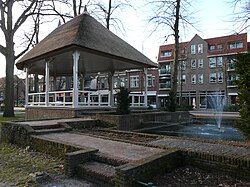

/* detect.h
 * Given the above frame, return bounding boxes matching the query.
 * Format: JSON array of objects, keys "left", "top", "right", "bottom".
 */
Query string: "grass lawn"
[{"left": 0, "top": 113, "right": 64, "bottom": 186}]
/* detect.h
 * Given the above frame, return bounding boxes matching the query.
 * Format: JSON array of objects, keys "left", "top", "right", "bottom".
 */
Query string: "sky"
[{"left": 0, "top": 0, "right": 248, "bottom": 78}]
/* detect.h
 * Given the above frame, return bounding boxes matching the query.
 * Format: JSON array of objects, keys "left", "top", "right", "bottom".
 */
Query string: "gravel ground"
[{"left": 153, "top": 166, "right": 250, "bottom": 187}]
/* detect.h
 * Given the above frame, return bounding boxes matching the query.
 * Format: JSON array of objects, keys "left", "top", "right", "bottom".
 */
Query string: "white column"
[
  {"left": 45, "top": 60, "right": 50, "bottom": 106},
  {"left": 144, "top": 68, "right": 148, "bottom": 107},
  {"left": 72, "top": 51, "right": 80, "bottom": 108},
  {"left": 25, "top": 67, "right": 29, "bottom": 106},
  {"left": 109, "top": 72, "right": 114, "bottom": 107}
]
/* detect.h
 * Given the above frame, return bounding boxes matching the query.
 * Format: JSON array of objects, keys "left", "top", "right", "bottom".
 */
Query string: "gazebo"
[{"left": 16, "top": 11, "right": 157, "bottom": 120}]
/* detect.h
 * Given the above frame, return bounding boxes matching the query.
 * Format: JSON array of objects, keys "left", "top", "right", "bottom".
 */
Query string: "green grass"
[
  {"left": 0, "top": 113, "right": 64, "bottom": 186},
  {"left": 0, "top": 114, "right": 25, "bottom": 122},
  {"left": 0, "top": 143, "right": 63, "bottom": 186}
]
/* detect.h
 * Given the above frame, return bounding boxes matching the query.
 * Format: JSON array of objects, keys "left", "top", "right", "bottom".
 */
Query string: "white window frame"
[
  {"left": 209, "top": 72, "right": 217, "bottom": 83},
  {"left": 191, "top": 45, "right": 196, "bottom": 54},
  {"left": 160, "top": 50, "right": 172, "bottom": 57},
  {"left": 147, "top": 75, "right": 155, "bottom": 87},
  {"left": 209, "top": 57, "right": 216, "bottom": 68},
  {"left": 191, "top": 59, "right": 196, "bottom": 69},
  {"left": 198, "top": 74, "right": 204, "bottom": 84},
  {"left": 181, "top": 74, "right": 186, "bottom": 84},
  {"left": 130, "top": 76, "right": 139, "bottom": 88},
  {"left": 179, "top": 61, "right": 186, "bottom": 70},
  {"left": 198, "top": 44, "right": 203, "bottom": 54},
  {"left": 218, "top": 72, "right": 223, "bottom": 83},
  {"left": 217, "top": 57, "right": 223, "bottom": 67},
  {"left": 198, "top": 59, "right": 203, "bottom": 68},
  {"left": 191, "top": 74, "right": 196, "bottom": 84},
  {"left": 209, "top": 45, "right": 215, "bottom": 51}
]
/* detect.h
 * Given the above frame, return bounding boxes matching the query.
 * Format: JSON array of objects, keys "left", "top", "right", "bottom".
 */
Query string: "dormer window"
[
  {"left": 160, "top": 50, "right": 172, "bottom": 57},
  {"left": 228, "top": 40, "right": 243, "bottom": 49},
  {"left": 209, "top": 44, "right": 215, "bottom": 51}
]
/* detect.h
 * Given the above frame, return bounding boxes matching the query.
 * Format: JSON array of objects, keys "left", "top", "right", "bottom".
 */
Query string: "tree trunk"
[
  {"left": 106, "top": 0, "right": 112, "bottom": 29},
  {"left": 3, "top": 42, "right": 15, "bottom": 117},
  {"left": 170, "top": 0, "right": 180, "bottom": 112}
]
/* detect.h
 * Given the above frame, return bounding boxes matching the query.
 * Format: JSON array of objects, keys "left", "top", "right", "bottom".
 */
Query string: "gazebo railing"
[
  {"left": 27, "top": 90, "right": 147, "bottom": 107},
  {"left": 27, "top": 90, "right": 111, "bottom": 107}
]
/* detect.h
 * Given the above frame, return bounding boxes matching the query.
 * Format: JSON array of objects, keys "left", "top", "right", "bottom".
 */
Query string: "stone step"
[
  {"left": 34, "top": 128, "right": 68, "bottom": 135},
  {"left": 30, "top": 123, "right": 61, "bottom": 130},
  {"left": 77, "top": 161, "right": 116, "bottom": 187},
  {"left": 92, "top": 152, "right": 128, "bottom": 166}
]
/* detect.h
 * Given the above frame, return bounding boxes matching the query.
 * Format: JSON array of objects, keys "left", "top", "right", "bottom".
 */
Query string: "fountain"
[{"left": 207, "top": 91, "right": 226, "bottom": 129}]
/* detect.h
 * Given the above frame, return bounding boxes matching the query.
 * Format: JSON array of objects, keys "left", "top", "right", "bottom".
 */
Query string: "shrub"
[{"left": 116, "top": 87, "right": 130, "bottom": 115}]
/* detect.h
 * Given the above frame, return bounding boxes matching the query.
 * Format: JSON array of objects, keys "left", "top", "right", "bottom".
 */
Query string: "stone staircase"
[
  {"left": 77, "top": 152, "right": 129, "bottom": 187},
  {"left": 29, "top": 122, "right": 72, "bottom": 135}
]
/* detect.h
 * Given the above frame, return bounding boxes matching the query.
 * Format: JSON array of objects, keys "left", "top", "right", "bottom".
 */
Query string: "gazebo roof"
[{"left": 16, "top": 13, "right": 157, "bottom": 75}]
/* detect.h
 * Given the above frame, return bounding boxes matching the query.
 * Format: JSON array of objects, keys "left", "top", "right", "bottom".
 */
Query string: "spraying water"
[{"left": 207, "top": 91, "right": 226, "bottom": 129}]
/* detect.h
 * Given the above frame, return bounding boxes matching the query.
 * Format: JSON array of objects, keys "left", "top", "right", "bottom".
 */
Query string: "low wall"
[
  {"left": 96, "top": 111, "right": 190, "bottom": 130},
  {"left": 184, "top": 151, "right": 250, "bottom": 180},
  {"left": 25, "top": 107, "right": 77, "bottom": 120},
  {"left": 115, "top": 150, "right": 183, "bottom": 186}
]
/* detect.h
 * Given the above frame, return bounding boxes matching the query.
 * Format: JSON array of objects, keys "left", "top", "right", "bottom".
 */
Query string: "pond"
[{"left": 139, "top": 121, "right": 245, "bottom": 141}]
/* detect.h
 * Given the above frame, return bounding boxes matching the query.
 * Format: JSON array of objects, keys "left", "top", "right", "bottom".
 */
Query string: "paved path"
[
  {"left": 19, "top": 118, "right": 93, "bottom": 127},
  {"left": 149, "top": 138, "right": 250, "bottom": 158},
  {"left": 34, "top": 132, "right": 164, "bottom": 161}
]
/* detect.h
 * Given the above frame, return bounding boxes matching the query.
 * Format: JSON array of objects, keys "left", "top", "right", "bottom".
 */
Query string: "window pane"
[
  {"left": 160, "top": 50, "right": 172, "bottom": 57},
  {"left": 209, "top": 73, "right": 216, "bottom": 83},
  {"left": 191, "top": 59, "right": 196, "bottom": 69},
  {"left": 191, "top": 45, "right": 196, "bottom": 54},
  {"left": 218, "top": 72, "right": 223, "bottom": 83},
  {"left": 209, "top": 57, "right": 216, "bottom": 68},
  {"left": 198, "top": 44, "right": 203, "bottom": 53},
  {"left": 217, "top": 57, "right": 223, "bottom": 67},
  {"left": 191, "top": 74, "right": 196, "bottom": 84},
  {"left": 198, "top": 74, "right": 203, "bottom": 84},
  {"left": 198, "top": 59, "right": 203, "bottom": 68}
]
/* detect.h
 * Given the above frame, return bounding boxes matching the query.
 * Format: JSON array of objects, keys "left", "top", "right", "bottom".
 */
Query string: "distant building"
[
  {"left": 0, "top": 76, "right": 26, "bottom": 106},
  {"left": 157, "top": 33, "right": 248, "bottom": 109}
]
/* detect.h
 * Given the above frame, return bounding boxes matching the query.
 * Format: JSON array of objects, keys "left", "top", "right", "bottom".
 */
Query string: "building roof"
[
  {"left": 16, "top": 13, "right": 157, "bottom": 75},
  {"left": 158, "top": 33, "right": 248, "bottom": 61}
]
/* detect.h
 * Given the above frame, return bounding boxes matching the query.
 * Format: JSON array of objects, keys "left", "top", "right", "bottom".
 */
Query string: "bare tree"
[
  {"left": 230, "top": 0, "right": 250, "bottom": 32},
  {"left": 0, "top": 0, "right": 43, "bottom": 117},
  {"left": 148, "top": 0, "right": 194, "bottom": 111},
  {"left": 91, "top": 0, "right": 133, "bottom": 32}
]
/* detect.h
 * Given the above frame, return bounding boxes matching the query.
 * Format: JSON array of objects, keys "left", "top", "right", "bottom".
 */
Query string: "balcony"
[
  {"left": 159, "top": 69, "right": 171, "bottom": 75},
  {"left": 159, "top": 83, "right": 171, "bottom": 90},
  {"left": 227, "top": 80, "right": 237, "bottom": 88},
  {"left": 227, "top": 64, "right": 235, "bottom": 71}
]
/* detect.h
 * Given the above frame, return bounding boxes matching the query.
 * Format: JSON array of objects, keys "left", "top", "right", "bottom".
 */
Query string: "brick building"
[{"left": 157, "top": 33, "right": 248, "bottom": 109}]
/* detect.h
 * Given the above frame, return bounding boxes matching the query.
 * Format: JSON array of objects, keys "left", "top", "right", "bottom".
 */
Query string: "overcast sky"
[{"left": 0, "top": 0, "right": 248, "bottom": 78}]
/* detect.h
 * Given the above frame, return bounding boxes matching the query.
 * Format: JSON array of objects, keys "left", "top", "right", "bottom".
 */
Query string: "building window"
[
  {"left": 198, "top": 59, "right": 203, "bottom": 68},
  {"left": 218, "top": 44, "right": 223, "bottom": 50},
  {"left": 227, "top": 58, "right": 236, "bottom": 70},
  {"left": 228, "top": 40, "right": 243, "bottom": 49},
  {"left": 198, "top": 74, "right": 204, "bottom": 84},
  {"left": 160, "top": 50, "right": 172, "bottom": 57},
  {"left": 209, "top": 44, "right": 215, "bottom": 51},
  {"left": 191, "top": 45, "right": 196, "bottom": 54},
  {"left": 181, "top": 74, "right": 186, "bottom": 84},
  {"left": 159, "top": 79, "right": 171, "bottom": 89},
  {"left": 147, "top": 75, "right": 155, "bottom": 87},
  {"left": 130, "top": 76, "right": 139, "bottom": 88},
  {"left": 191, "top": 74, "right": 196, "bottom": 84},
  {"left": 198, "top": 44, "right": 203, "bottom": 54},
  {"left": 218, "top": 72, "right": 223, "bottom": 83},
  {"left": 209, "top": 72, "right": 216, "bottom": 83},
  {"left": 159, "top": 64, "right": 171, "bottom": 74},
  {"left": 179, "top": 61, "right": 186, "bottom": 70},
  {"left": 217, "top": 57, "right": 223, "bottom": 67},
  {"left": 179, "top": 74, "right": 186, "bottom": 85},
  {"left": 209, "top": 57, "right": 216, "bottom": 68},
  {"left": 191, "top": 59, "right": 196, "bottom": 69}
]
